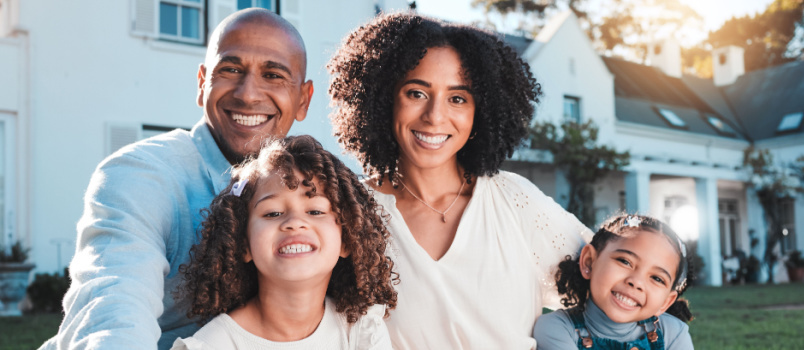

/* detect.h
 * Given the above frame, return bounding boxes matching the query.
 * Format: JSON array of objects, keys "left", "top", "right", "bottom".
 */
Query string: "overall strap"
[
  {"left": 567, "top": 309, "right": 595, "bottom": 349},
  {"left": 638, "top": 316, "right": 666, "bottom": 350}
]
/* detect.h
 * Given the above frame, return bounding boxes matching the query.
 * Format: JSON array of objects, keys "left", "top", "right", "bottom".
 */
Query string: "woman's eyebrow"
[{"left": 399, "top": 79, "right": 430, "bottom": 87}]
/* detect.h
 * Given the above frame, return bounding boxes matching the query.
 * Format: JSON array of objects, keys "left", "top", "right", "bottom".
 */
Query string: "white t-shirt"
[
  {"left": 373, "top": 171, "right": 592, "bottom": 350},
  {"left": 171, "top": 298, "right": 390, "bottom": 350}
]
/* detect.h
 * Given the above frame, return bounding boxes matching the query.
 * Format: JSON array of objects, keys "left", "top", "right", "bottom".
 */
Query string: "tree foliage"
[
  {"left": 530, "top": 120, "right": 630, "bottom": 227},
  {"left": 743, "top": 147, "right": 804, "bottom": 283}
]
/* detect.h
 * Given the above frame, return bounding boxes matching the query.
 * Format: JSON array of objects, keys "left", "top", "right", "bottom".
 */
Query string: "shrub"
[{"left": 26, "top": 268, "right": 70, "bottom": 313}]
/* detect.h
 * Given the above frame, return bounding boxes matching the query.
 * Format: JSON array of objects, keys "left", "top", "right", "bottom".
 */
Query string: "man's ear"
[
  {"left": 197, "top": 64, "right": 207, "bottom": 107},
  {"left": 295, "top": 80, "right": 314, "bottom": 122},
  {"left": 579, "top": 245, "right": 597, "bottom": 280},
  {"left": 656, "top": 291, "right": 679, "bottom": 317}
]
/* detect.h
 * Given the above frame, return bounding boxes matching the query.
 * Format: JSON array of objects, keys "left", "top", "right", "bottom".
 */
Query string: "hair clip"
[
  {"left": 624, "top": 215, "right": 642, "bottom": 228},
  {"left": 677, "top": 238, "right": 687, "bottom": 258},
  {"left": 230, "top": 178, "right": 248, "bottom": 197}
]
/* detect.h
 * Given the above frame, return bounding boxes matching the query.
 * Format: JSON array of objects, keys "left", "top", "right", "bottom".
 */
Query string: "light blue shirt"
[
  {"left": 533, "top": 300, "right": 694, "bottom": 349},
  {"left": 41, "top": 120, "right": 232, "bottom": 350}
]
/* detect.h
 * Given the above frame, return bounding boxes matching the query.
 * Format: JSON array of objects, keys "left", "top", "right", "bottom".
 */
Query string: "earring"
[
  {"left": 584, "top": 269, "right": 589, "bottom": 274},
  {"left": 469, "top": 131, "right": 476, "bottom": 140}
]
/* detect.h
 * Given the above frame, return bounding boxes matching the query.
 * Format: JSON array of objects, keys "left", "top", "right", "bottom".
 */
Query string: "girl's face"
[
  {"left": 392, "top": 46, "right": 475, "bottom": 171},
  {"left": 245, "top": 170, "right": 348, "bottom": 288},
  {"left": 580, "top": 230, "right": 679, "bottom": 323}
]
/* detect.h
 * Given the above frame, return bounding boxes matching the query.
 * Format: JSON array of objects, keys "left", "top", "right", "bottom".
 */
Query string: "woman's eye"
[
  {"left": 407, "top": 90, "right": 426, "bottom": 99},
  {"left": 450, "top": 96, "right": 467, "bottom": 104}
]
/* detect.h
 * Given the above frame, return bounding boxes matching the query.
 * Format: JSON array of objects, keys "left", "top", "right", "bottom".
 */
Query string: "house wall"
[{"left": 8, "top": 0, "right": 409, "bottom": 273}]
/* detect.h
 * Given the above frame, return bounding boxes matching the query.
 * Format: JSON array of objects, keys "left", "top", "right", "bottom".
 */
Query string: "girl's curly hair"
[
  {"left": 177, "top": 135, "right": 397, "bottom": 324},
  {"left": 555, "top": 214, "right": 694, "bottom": 322},
  {"left": 328, "top": 12, "right": 541, "bottom": 184}
]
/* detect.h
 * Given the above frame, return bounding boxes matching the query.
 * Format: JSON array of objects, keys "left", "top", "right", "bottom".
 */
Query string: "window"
[
  {"left": 563, "top": 96, "right": 580, "bottom": 122},
  {"left": 777, "top": 112, "right": 803, "bottom": 132},
  {"left": 655, "top": 108, "right": 686, "bottom": 128},
  {"left": 238, "top": 0, "right": 278, "bottom": 11},
  {"left": 705, "top": 114, "right": 736, "bottom": 136},
  {"left": 159, "top": 0, "right": 204, "bottom": 44}
]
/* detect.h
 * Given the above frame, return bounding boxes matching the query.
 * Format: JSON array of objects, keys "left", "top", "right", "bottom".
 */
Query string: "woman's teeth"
[
  {"left": 413, "top": 131, "right": 448, "bottom": 145},
  {"left": 279, "top": 244, "right": 313, "bottom": 254},
  {"left": 233, "top": 113, "right": 268, "bottom": 126}
]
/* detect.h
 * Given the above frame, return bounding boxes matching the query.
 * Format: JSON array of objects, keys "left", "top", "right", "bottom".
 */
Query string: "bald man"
[{"left": 40, "top": 9, "right": 313, "bottom": 350}]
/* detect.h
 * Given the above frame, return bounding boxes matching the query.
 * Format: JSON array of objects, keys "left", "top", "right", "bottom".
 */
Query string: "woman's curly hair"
[
  {"left": 177, "top": 135, "right": 397, "bottom": 324},
  {"left": 328, "top": 12, "right": 541, "bottom": 183},
  {"left": 555, "top": 214, "right": 694, "bottom": 322}
]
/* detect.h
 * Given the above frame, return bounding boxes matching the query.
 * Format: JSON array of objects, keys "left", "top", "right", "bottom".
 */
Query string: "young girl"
[
  {"left": 171, "top": 135, "right": 397, "bottom": 350},
  {"left": 533, "top": 214, "right": 694, "bottom": 349}
]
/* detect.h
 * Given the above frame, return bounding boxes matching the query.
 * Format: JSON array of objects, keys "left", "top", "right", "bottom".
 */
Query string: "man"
[{"left": 41, "top": 9, "right": 313, "bottom": 350}]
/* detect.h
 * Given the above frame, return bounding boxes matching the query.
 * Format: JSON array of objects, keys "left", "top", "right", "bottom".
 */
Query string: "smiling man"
[{"left": 40, "top": 9, "right": 312, "bottom": 350}]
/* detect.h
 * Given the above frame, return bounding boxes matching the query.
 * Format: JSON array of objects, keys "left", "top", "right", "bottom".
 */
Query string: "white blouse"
[
  {"left": 171, "top": 298, "right": 390, "bottom": 350},
  {"left": 372, "top": 171, "right": 593, "bottom": 350}
]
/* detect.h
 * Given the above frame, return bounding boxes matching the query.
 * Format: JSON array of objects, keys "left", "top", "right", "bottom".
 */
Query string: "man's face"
[{"left": 198, "top": 21, "right": 313, "bottom": 164}]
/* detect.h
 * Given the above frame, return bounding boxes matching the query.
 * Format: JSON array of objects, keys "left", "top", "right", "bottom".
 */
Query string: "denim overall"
[{"left": 568, "top": 310, "right": 665, "bottom": 350}]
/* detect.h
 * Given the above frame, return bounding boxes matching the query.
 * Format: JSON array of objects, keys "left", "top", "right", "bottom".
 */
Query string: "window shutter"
[
  {"left": 106, "top": 123, "right": 142, "bottom": 156},
  {"left": 210, "top": 0, "right": 238, "bottom": 31},
  {"left": 281, "top": 0, "right": 301, "bottom": 31},
  {"left": 131, "top": 0, "right": 158, "bottom": 38}
]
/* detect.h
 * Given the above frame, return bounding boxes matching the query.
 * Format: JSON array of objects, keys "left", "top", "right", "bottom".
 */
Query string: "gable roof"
[
  {"left": 721, "top": 60, "right": 804, "bottom": 141},
  {"left": 602, "top": 56, "right": 748, "bottom": 140}
]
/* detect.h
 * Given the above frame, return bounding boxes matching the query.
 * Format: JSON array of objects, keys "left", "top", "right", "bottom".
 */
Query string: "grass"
[
  {"left": 685, "top": 283, "right": 804, "bottom": 349},
  {"left": 1, "top": 283, "right": 803, "bottom": 349},
  {"left": 0, "top": 313, "right": 61, "bottom": 350}
]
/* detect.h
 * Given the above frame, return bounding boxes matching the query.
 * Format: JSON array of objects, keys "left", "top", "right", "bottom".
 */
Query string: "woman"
[{"left": 328, "top": 12, "right": 593, "bottom": 349}]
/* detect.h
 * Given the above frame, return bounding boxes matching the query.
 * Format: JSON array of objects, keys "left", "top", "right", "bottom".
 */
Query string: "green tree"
[
  {"left": 530, "top": 120, "right": 630, "bottom": 227},
  {"left": 743, "top": 147, "right": 804, "bottom": 283}
]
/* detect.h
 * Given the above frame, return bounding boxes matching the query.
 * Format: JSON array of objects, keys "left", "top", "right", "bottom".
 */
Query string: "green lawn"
[
  {"left": 2, "top": 283, "right": 803, "bottom": 349},
  {"left": 685, "top": 283, "right": 804, "bottom": 349}
]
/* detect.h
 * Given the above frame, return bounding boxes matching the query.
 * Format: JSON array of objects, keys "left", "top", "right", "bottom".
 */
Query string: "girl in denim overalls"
[{"left": 533, "top": 215, "right": 694, "bottom": 349}]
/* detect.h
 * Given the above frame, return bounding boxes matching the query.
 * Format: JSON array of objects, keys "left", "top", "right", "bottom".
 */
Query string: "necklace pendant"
[{"left": 441, "top": 214, "right": 447, "bottom": 223}]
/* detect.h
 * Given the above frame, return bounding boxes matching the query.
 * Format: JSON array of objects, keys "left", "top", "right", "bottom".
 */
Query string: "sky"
[{"left": 416, "top": 0, "right": 775, "bottom": 34}]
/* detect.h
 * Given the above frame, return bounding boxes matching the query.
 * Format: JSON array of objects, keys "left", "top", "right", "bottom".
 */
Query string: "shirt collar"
[{"left": 190, "top": 119, "right": 232, "bottom": 195}]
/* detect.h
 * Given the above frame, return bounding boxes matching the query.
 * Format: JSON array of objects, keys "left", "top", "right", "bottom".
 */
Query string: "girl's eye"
[
  {"left": 308, "top": 210, "right": 326, "bottom": 215},
  {"left": 652, "top": 276, "right": 667, "bottom": 285},
  {"left": 263, "top": 212, "right": 282, "bottom": 218},
  {"left": 615, "top": 257, "right": 631, "bottom": 266}
]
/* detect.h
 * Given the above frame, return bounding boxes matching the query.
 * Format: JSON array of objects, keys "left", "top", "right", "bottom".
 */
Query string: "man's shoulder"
[{"left": 101, "top": 129, "right": 199, "bottom": 169}]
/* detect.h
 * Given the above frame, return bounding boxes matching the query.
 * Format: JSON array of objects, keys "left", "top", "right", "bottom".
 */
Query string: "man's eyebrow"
[
  {"left": 219, "top": 56, "right": 241, "bottom": 65},
  {"left": 263, "top": 61, "right": 293, "bottom": 77}
]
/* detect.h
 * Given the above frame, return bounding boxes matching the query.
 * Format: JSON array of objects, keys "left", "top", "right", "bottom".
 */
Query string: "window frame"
[
  {"left": 653, "top": 107, "right": 687, "bottom": 129},
  {"left": 563, "top": 95, "right": 581, "bottom": 123},
  {"left": 777, "top": 112, "right": 803, "bottom": 133},
  {"left": 704, "top": 114, "right": 737, "bottom": 136},
  {"left": 237, "top": 0, "right": 279, "bottom": 12},
  {"left": 159, "top": 0, "right": 205, "bottom": 45}
]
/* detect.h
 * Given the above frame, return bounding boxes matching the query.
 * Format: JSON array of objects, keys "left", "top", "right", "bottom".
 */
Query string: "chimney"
[
  {"left": 712, "top": 45, "right": 745, "bottom": 86},
  {"left": 647, "top": 38, "right": 682, "bottom": 78}
]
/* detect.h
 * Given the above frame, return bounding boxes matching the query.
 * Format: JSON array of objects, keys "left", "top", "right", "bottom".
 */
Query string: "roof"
[
  {"left": 502, "top": 34, "right": 533, "bottom": 56},
  {"left": 602, "top": 56, "right": 748, "bottom": 140},
  {"left": 721, "top": 60, "right": 804, "bottom": 141}
]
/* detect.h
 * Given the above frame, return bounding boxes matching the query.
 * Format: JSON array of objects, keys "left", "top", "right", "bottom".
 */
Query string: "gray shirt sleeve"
[
  {"left": 660, "top": 314, "right": 694, "bottom": 350},
  {"left": 533, "top": 310, "right": 578, "bottom": 350}
]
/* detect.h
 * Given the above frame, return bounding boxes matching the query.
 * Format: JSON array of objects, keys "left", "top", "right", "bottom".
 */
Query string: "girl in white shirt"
[{"left": 172, "top": 135, "right": 397, "bottom": 350}]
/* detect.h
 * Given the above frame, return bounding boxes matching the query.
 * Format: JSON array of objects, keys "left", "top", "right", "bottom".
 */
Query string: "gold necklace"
[{"left": 398, "top": 177, "right": 466, "bottom": 223}]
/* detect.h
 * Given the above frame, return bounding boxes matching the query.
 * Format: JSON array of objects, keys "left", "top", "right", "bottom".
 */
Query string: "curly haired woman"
[
  {"left": 172, "top": 135, "right": 397, "bottom": 349},
  {"left": 328, "top": 12, "right": 593, "bottom": 349}
]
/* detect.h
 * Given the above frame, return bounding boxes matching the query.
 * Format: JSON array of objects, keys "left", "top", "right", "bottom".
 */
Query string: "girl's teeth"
[
  {"left": 413, "top": 131, "right": 448, "bottom": 144},
  {"left": 279, "top": 244, "right": 313, "bottom": 254},
  {"left": 232, "top": 113, "right": 268, "bottom": 126},
  {"left": 614, "top": 292, "right": 638, "bottom": 307}
]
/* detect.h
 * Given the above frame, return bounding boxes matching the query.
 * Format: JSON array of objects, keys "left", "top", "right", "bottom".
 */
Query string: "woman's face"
[{"left": 392, "top": 46, "right": 475, "bottom": 171}]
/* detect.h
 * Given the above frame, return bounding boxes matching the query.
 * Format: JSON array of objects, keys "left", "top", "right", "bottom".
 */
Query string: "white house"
[
  {"left": 506, "top": 12, "right": 804, "bottom": 286},
  {"left": 0, "top": 0, "right": 411, "bottom": 273}
]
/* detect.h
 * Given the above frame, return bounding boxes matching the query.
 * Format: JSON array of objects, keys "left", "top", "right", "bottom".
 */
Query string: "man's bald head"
[{"left": 206, "top": 8, "right": 307, "bottom": 78}]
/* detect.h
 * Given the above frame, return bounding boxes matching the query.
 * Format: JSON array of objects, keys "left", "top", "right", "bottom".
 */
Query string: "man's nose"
[{"left": 233, "top": 72, "right": 264, "bottom": 104}]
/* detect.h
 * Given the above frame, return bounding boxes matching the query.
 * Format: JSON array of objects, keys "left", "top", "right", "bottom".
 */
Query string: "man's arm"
[{"left": 42, "top": 151, "right": 180, "bottom": 350}]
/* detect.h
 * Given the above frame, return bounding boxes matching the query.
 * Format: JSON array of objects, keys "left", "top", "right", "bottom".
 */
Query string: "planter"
[
  {"left": 787, "top": 266, "right": 804, "bottom": 282},
  {"left": 0, "top": 262, "right": 36, "bottom": 316}
]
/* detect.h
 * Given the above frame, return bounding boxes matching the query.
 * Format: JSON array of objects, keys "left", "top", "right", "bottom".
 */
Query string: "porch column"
[
  {"left": 695, "top": 177, "right": 722, "bottom": 286},
  {"left": 624, "top": 171, "right": 650, "bottom": 214}
]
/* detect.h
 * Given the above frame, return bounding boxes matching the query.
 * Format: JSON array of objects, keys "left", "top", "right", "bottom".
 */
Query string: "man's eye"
[
  {"left": 265, "top": 72, "right": 283, "bottom": 79},
  {"left": 221, "top": 67, "right": 241, "bottom": 74}
]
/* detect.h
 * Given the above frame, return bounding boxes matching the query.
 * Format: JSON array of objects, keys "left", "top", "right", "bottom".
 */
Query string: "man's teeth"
[
  {"left": 413, "top": 131, "right": 448, "bottom": 145},
  {"left": 614, "top": 292, "right": 638, "bottom": 307},
  {"left": 279, "top": 244, "right": 313, "bottom": 254},
  {"left": 232, "top": 113, "right": 268, "bottom": 126}
]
